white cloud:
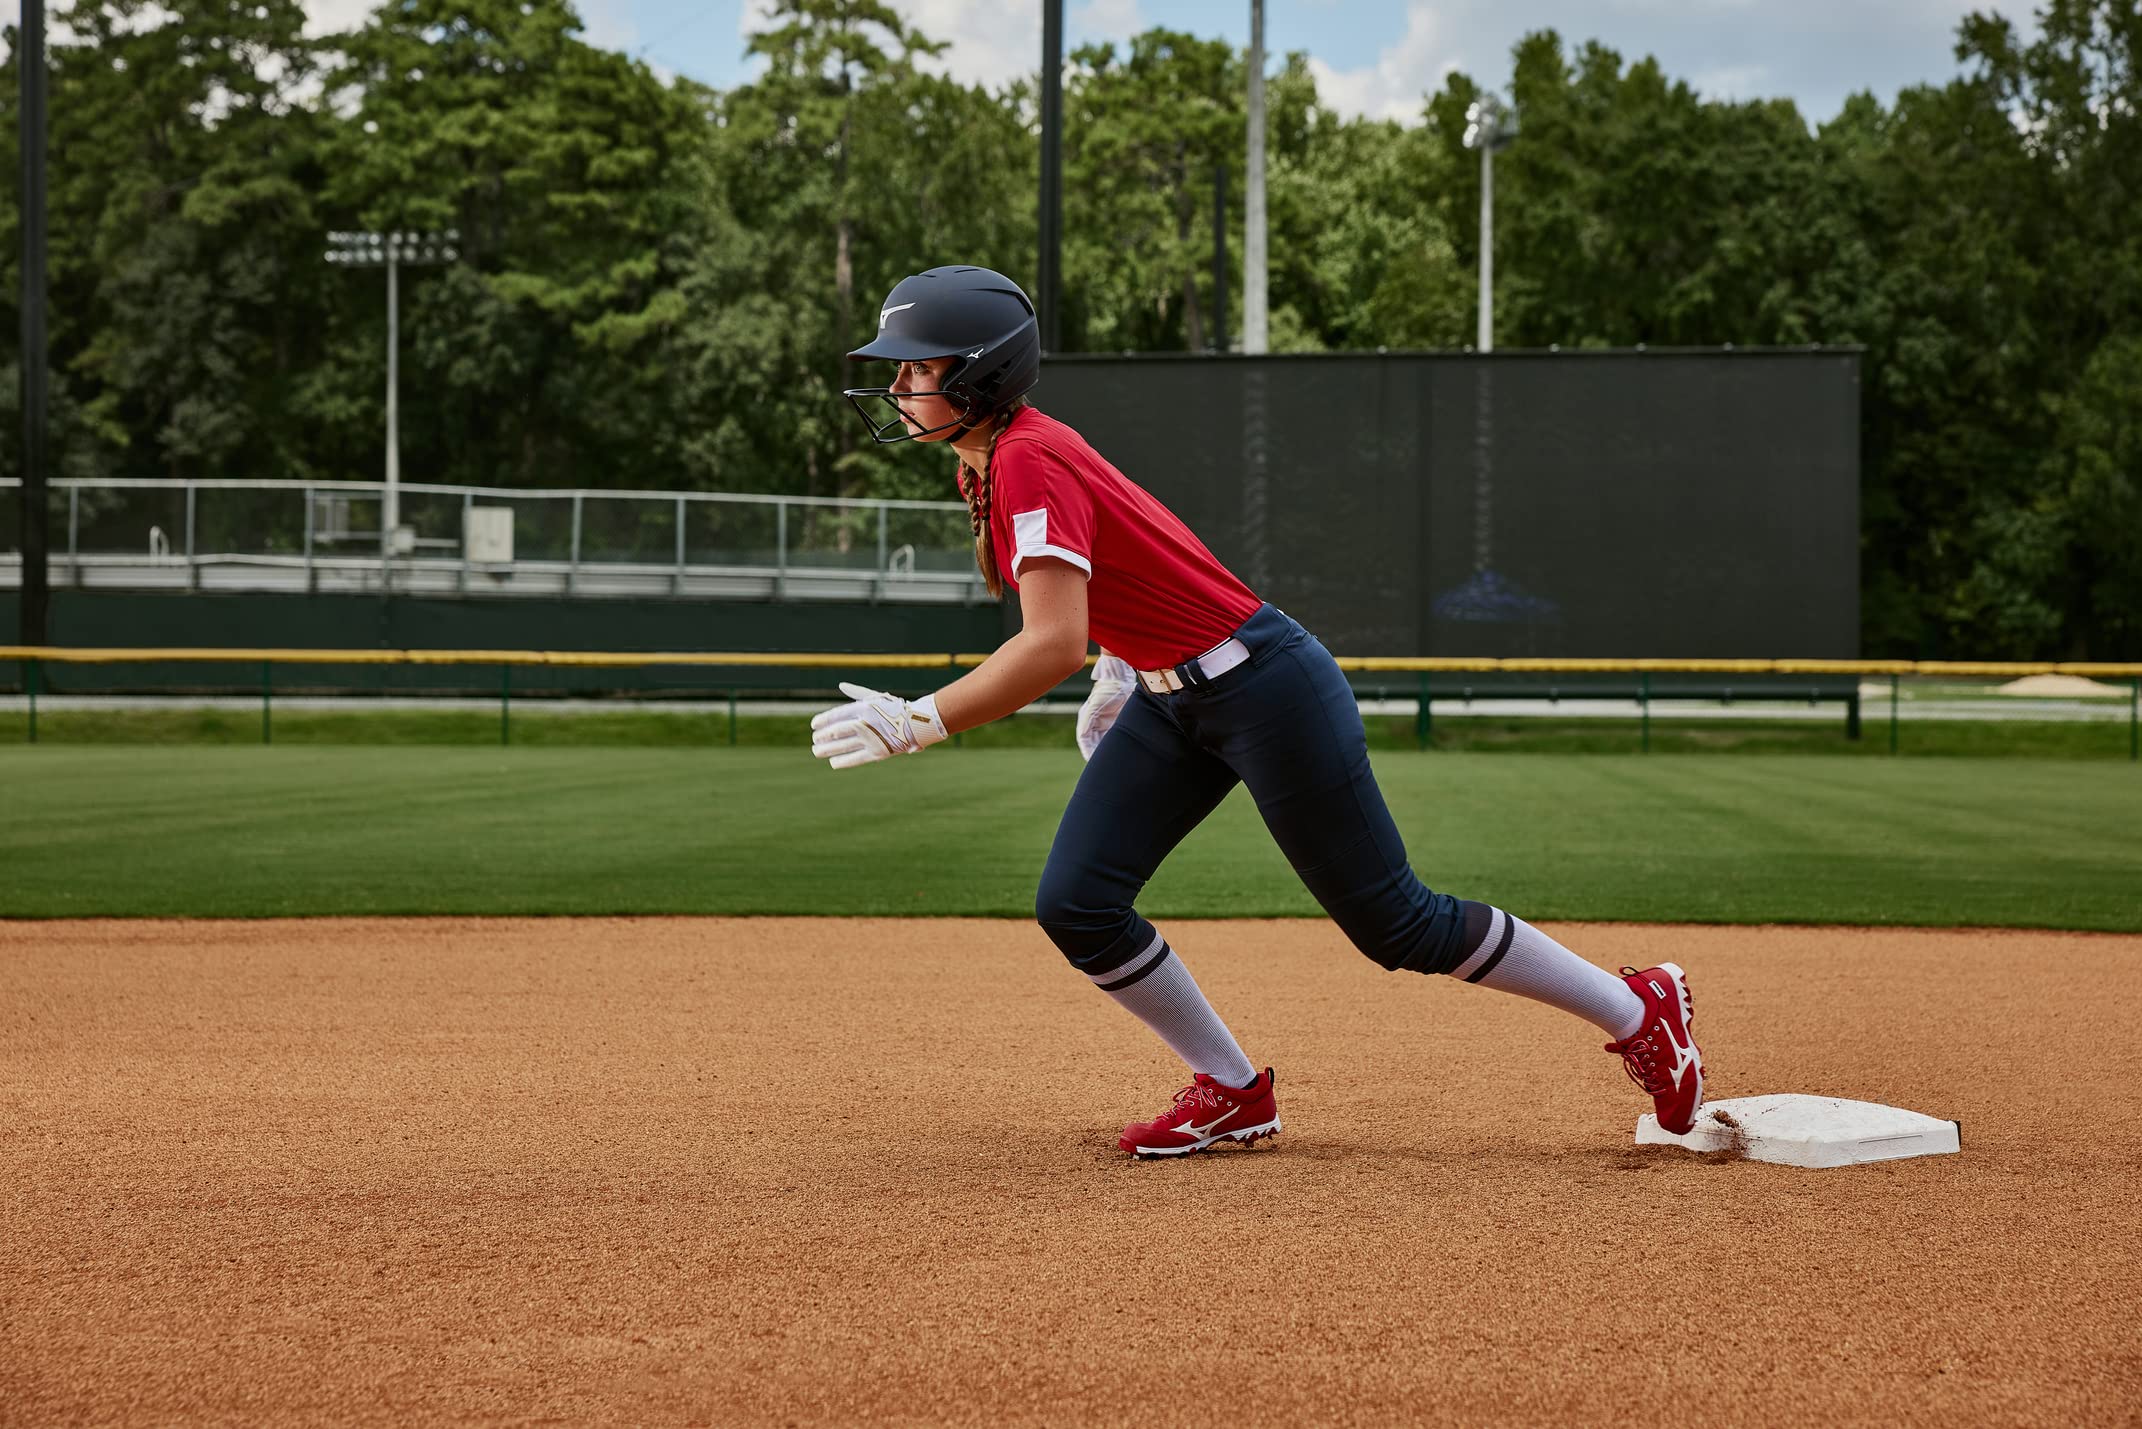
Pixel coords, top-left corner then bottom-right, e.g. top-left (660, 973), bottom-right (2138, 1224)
top-left (300, 0), bottom-right (378, 39)
top-left (906, 0), bottom-right (1040, 89)
top-left (300, 0), bottom-right (642, 49)
top-left (0, 0), bottom-right (104, 57)
top-left (1691, 62), bottom-right (1768, 103)
top-left (1305, 0), bottom-right (1447, 126)
top-left (569, 0), bottom-right (678, 83)
top-left (1069, 0), bottom-right (1144, 43)
top-left (732, 0), bottom-right (771, 81)
top-left (573, 0), bottom-right (638, 55)
top-left (0, 1), bottom-right (523, 52)
top-left (733, 0), bottom-right (1054, 93)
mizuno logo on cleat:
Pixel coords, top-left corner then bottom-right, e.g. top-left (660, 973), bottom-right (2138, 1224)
top-left (1661, 1021), bottom-right (1699, 1090)
top-left (1174, 1108), bottom-right (1239, 1140)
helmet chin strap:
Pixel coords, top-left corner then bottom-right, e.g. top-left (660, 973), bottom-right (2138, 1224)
top-left (953, 399), bottom-right (1016, 451)
top-left (919, 396), bottom-right (993, 443)
top-left (933, 386), bottom-right (998, 442)
top-left (910, 410), bottom-right (976, 441)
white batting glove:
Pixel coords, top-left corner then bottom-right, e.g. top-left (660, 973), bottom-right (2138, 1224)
top-left (810, 682), bottom-right (950, 770)
top-left (1076, 654), bottom-right (1136, 761)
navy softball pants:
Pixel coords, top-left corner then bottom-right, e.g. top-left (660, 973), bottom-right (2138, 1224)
top-left (1035, 603), bottom-right (1472, 979)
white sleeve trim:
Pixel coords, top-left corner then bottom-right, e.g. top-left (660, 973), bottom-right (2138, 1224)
top-left (1009, 507), bottom-right (1092, 577)
top-left (1012, 544), bottom-right (1092, 578)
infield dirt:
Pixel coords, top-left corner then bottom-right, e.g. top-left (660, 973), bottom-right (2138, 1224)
top-left (4, 918), bottom-right (2138, 1427)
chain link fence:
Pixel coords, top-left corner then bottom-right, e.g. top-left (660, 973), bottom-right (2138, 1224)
top-left (0, 478), bottom-right (986, 603)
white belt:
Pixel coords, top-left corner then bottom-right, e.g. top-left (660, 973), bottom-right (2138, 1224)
top-left (1136, 636), bottom-right (1252, 694)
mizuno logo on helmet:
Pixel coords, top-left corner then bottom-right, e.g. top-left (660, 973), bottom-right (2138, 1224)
top-left (879, 302), bottom-right (916, 328)
top-left (967, 346), bottom-right (985, 359)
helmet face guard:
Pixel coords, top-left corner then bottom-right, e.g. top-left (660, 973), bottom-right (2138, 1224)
top-left (844, 265), bottom-right (1040, 445)
top-left (842, 376), bottom-right (979, 446)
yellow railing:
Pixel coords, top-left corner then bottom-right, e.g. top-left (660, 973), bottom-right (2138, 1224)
top-left (3, 647), bottom-right (2137, 757)
top-left (4, 647), bottom-right (2142, 677)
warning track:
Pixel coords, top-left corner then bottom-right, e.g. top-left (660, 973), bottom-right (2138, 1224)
top-left (3, 918), bottom-right (2136, 1426)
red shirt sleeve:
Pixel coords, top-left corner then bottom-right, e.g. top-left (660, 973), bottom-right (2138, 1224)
top-left (990, 436), bottom-right (1095, 580)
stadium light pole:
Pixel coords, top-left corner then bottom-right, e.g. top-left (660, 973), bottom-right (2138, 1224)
top-left (323, 229), bottom-right (458, 544)
top-left (1242, 0), bottom-right (1267, 354)
top-left (1462, 94), bottom-right (1518, 352)
top-left (1038, 0), bottom-right (1063, 353)
top-left (18, 0), bottom-right (50, 646)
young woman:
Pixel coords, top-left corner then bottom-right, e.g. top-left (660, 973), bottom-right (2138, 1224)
top-left (814, 265), bottom-right (1705, 1157)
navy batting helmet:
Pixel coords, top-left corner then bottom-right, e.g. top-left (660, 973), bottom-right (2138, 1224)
top-left (844, 266), bottom-right (1040, 444)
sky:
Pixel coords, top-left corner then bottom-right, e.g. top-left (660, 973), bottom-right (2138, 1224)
top-left (1, 0), bottom-right (2040, 125)
top-left (601, 0), bottom-right (2037, 124)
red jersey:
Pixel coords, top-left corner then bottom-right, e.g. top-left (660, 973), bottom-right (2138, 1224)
top-left (978, 407), bottom-right (1262, 670)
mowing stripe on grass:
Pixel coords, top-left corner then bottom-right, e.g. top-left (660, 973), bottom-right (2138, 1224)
top-left (0, 747), bottom-right (2135, 928)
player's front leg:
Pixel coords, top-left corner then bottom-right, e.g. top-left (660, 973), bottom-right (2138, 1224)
top-left (1034, 688), bottom-right (1277, 1155)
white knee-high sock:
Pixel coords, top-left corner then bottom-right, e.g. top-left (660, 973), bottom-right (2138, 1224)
top-left (1448, 907), bottom-right (1646, 1040)
top-left (1087, 932), bottom-right (1258, 1087)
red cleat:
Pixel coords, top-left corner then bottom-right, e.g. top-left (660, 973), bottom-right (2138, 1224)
top-left (1607, 963), bottom-right (1705, 1134)
top-left (1119, 1069), bottom-right (1281, 1158)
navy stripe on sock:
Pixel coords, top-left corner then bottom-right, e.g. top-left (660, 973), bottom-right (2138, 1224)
top-left (1095, 943), bottom-right (1173, 992)
top-left (1462, 915), bottom-right (1518, 984)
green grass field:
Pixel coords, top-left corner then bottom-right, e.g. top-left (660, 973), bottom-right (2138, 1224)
top-left (2, 744), bottom-right (2136, 928)
top-left (5, 704), bottom-right (2140, 758)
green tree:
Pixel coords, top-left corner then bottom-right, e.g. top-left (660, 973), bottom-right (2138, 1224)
top-left (680, 1), bottom-right (1029, 501)
top-left (1425, 33), bottom-right (1841, 350)
top-left (1842, 73), bottom-right (2043, 655)
top-left (1944, 0), bottom-right (2142, 656)
top-left (1267, 72), bottom-right (1467, 351)
top-left (2, 1), bottom-right (329, 490)
top-left (2047, 337), bottom-right (2142, 655)
top-left (1061, 31), bottom-right (1243, 353)
top-left (317, 0), bottom-right (700, 488)
top-left (3, 0), bottom-right (2136, 657)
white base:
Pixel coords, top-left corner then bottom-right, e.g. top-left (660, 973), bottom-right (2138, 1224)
top-left (1636, 1094), bottom-right (1960, 1168)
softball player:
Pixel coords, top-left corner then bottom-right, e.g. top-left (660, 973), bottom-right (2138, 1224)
top-left (815, 266), bottom-right (1705, 1156)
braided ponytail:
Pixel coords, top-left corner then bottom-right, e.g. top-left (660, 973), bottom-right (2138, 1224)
top-left (958, 400), bottom-right (1027, 600)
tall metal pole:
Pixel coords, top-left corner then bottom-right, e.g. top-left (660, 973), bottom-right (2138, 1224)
top-left (18, 0), bottom-right (50, 646)
top-left (1477, 145), bottom-right (1494, 353)
top-left (1037, 0), bottom-right (1063, 353)
top-left (1464, 95), bottom-right (1516, 353)
top-left (325, 228), bottom-right (453, 539)
top-left (1212, 162), bottom-right (1228, 354)
top-left (1243, 0), bottom-right (1267, 354)
top-left (385, 245), bottom-right (400, 536)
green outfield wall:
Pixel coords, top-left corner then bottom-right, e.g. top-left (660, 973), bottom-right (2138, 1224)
top-left (0, 591), bottom-right (1008, 695)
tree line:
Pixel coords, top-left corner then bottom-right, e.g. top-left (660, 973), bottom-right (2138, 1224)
top-left (1, 0), bottom-right (2136, 657)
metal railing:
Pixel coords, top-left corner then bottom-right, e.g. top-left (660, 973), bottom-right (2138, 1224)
top-left (0, 477), bottom-right (987, 604)
top-left (4, 647), bottom-right (2138, 757)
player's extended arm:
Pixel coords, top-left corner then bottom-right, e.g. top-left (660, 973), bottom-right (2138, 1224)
top-left (808, 560), bottom-right (1089, 770)
top-left (932, 559), bottom-right (1090, 733)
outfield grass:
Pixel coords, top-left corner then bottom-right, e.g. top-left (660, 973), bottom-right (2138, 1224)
top-left (1, 745), bottom-right (2136, 928)
top-left (4, 705), bottom-right (2139, 758)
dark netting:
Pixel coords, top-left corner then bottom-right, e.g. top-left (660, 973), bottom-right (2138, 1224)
top-left (1038, 351), bottom-right (1859, 658)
